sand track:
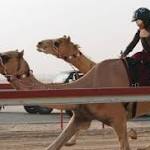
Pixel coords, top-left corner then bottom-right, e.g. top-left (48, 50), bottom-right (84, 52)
top-left (0, 122), bottom-right (150, 150)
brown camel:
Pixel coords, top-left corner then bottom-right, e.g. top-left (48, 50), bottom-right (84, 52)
top-left (0, 50), bottom-right (149, 150)
top-left (37, 35), bottom-right (95, 74)
top-left (36, 35), bottom-right (137, 142)
top-left (37, 35), bottom-right (96, 145)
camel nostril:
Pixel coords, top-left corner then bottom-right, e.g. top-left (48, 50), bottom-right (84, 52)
top-left (38, 42), bottom-right (42, 46)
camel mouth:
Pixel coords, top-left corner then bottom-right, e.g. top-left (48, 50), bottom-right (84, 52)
top-left (37, 48), bottom-right (46, 53)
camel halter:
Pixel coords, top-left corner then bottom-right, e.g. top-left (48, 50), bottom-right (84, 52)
top-left (52, 40), bottom-right (82, 61)
top-left (0, 56), bottom-right (32, 82)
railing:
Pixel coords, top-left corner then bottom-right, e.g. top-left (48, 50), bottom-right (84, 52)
top-left (0, 83), bottom-right (13, 89)
top-left (0, 86), bottom-right (150, 105)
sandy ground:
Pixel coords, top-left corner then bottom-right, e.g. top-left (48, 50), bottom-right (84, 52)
top-left (1, 106), bottom-right (150, 150)
top-left (1, 121), bottom-right (150, 150)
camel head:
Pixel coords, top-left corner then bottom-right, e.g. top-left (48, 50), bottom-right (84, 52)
top-left (37, 35), bottom-right (82, 61)
top-left (0, 50), bottom-right (30, 81)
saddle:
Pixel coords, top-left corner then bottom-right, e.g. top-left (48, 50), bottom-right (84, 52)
top-left (123, 57), bottom-right (141, 118)
top-left (123, 57), bottom-right (141, 86)
top-left (124, 57), bottom-right (150, 86)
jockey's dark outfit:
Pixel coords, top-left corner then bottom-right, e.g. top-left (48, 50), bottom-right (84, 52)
top-left (122, 8), bottom-right (150, 86)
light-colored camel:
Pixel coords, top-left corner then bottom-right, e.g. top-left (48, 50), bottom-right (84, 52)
top-left (0, 50), bottom-right (150, 150)
top-left (37, 35), bottom-right (137, 142)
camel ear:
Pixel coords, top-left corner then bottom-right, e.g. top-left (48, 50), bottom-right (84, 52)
top-left (18, 50), bottom-right (24, 58)
top-left (63, 35), bottom-right (67, 39)
top-left (67, 36), bottom-right (71, 42)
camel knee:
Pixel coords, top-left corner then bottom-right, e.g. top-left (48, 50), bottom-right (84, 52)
top-left (112, 119), bottom-right (127, 139)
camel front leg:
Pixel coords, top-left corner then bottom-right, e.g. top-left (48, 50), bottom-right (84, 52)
top-left (65, 112), bottom-right (91, 146)
top-left (65, 118), bottom-right (91, 146)
top-left (65, 131), bottom-right (79, 146)
top-left (46, 113), bottom-right (91, 150)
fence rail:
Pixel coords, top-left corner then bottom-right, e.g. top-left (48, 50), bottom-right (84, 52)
top-left (0, 86), bottom-right (150, 105)
top-left (0, 83), bottom-right (13, 89)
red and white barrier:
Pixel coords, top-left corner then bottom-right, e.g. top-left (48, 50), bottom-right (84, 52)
top-left (0, 86), bottom-right (150, 105)
top-left (0, 83), bottom-right (13, 89)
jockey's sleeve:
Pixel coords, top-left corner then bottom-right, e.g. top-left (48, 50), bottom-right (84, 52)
top-left (123, 30), bottom-right (140, 56)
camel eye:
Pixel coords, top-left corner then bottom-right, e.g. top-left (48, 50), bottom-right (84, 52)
top-left (38, 42), bottom-right (42, 46)
top-left (53, 41), bottom-right (60, 48)
top-left (1, 54), bottom-right (10, 64)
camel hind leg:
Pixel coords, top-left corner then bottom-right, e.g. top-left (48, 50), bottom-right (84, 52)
top-left (46, 112), bottom-right (91, 150)
top-left (112, 116), bottom-right (130, 150)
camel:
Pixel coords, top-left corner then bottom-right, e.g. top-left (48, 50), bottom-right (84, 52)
top-left (36, 35), bottom-right (137, 142)
top-left (37, 35), bottom-right (95, 74)
top-left (37, 36), bottom-right (96, 145)
top-left (0, 50), bottom-right (150, 150)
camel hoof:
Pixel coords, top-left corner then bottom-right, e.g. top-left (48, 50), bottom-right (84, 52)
top-left (128, 128), bottom-right (137, 140)
top-left (65, 141), bottom-right (76, 146)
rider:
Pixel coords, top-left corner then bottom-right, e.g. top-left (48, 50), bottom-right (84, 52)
top-left (121, 7), bottom-right (150, 85)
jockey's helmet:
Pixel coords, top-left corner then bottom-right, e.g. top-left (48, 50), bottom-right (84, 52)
top-left (132, 7), bottom-right (150, 27)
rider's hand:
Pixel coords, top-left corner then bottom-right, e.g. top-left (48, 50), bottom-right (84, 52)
top-left (120, 54), bottom-right (126, 59)
top-left (120, 51), bottom-right (126, 59)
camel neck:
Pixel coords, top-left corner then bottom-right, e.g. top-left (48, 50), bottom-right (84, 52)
top-left (9, 74), bottom-right (46, 90)
top-left (9, 73), bottom-right (89, 90)
top-left (67, 54), bottom-right (96, 74)
top-left (8, 72), bottom-right (91, 111)
top-left (9, 74), bottom-right (81, 110)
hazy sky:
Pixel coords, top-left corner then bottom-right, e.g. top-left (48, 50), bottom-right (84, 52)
top-left (0, 0), bottom-right (150, 78)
